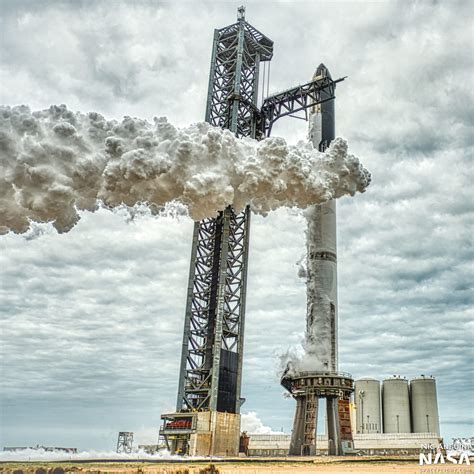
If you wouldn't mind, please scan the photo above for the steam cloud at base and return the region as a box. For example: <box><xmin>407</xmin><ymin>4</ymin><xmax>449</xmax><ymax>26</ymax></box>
<box><xmin>0</xmin><ymin>448</ymin><xmax>180</xmax><ymax>462</ymax></box>
<box><xmin>0</xmin><ymin>105</ymin><xmax>371</xmax><ymax>235</ymax></box>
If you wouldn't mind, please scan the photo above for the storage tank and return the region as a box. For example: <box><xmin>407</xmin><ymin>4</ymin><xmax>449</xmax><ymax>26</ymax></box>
<box><xmin>410</xmin><ymin>375</ymin><xmax>440</xmax><ymax>434</ymax></box>
<box><xmin>354</xmin><ymin>378</ymin><xmax>382</xmax><ymax>433</ymax></box>
<box><xmin>382</xmin><ymin>376</ymin><xmax>411</xmax><ymax>433</ymax></box>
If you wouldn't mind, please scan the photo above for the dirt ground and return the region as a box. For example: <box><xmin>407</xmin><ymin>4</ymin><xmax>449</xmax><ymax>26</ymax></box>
<box><xmin>1</xmin><ymin>457</ymin><xmax>473</xmax><ymax>474</ymax></box>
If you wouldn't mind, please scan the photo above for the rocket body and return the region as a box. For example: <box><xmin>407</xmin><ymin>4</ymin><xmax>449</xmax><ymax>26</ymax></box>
<box><xmin>287</xmin><ymin>63</ymin><xmax>346</xmax><ymax>457</ymax></box>
<box><xmin>305</xmin><ymin>64</ymin><xmax>338</xmax><ymax>373</ymax></box>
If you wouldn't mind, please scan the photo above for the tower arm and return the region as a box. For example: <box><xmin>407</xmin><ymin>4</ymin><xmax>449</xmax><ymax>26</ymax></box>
<box><xmin>257</xmin><ymin>75</ymin><xmax>346</xmax><ymax>137</ymax></box>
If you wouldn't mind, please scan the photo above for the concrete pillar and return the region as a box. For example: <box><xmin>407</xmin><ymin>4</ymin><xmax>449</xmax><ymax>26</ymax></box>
<box><xmin>289</xmin><ymin>396</ymin><xmax>305</xmax><ymax>455</ymax></box>
<box><xmin>327</xmin><ymin>397</ymin><xmax>342</xmax><ymax>455</ymax></box>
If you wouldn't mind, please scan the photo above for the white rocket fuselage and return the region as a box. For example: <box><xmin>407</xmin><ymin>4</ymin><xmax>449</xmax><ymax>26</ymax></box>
<box><xmin>287</xmin><ymin>64</ymin><xmax>345</xmax><ymax>458</ymax></box>
<box><xmin>305</xmin><ymin>104</ymin><xmax>338</xmax><ymax>373</ymax></box>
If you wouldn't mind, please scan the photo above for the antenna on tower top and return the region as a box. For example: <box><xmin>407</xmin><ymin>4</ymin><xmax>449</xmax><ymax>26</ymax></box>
<box><xmin>237</xmin><ymin>5</ymin><xmax>245</xmax><ymax>20</ymax></box>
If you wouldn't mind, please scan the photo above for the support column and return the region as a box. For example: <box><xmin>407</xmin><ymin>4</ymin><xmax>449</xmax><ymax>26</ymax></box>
<box><xmin>327</xmin><ymin>397</ymin><xmax>342</xmax><ymax>455</ymax></box>
<box><xmin>289</xmin><ymin>397</ymin><xmax>305</xmax><ymax>455</ymax></box>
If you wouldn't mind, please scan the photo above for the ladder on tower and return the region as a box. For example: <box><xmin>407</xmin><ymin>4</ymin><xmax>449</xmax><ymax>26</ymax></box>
<box><xmin>302</xmin><ymin>391</ymin><xmax>317</xmax><ymax>455</ymax></box>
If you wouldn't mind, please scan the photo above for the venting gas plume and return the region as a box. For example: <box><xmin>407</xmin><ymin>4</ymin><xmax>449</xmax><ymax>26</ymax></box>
<box><xmin>0</xmin><ymin>105</ymin><xmax>371</xmax><ymax>234</ymax></box>
<box><xmin>0</xmin><ymin>448</ymin><xmax>178</xmax><ymax>462</ymax></box>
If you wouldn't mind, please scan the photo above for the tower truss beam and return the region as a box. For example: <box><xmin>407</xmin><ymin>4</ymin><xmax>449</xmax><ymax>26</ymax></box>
<box><xmin>258</xmin><ymin>75</ymin><xmax>345</xmax><ymax>137</ymax></box>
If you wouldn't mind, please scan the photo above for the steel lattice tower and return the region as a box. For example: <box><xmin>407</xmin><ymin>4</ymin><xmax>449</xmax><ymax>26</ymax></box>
<box><xmin>176</xmin><ymin>7</ymin><xmax>273</xmax><ymax>415</ymax></box>
<box><xmin>116</xmin><ymin>432</ymin><xmax>134</xmax><ymax>454</ymax></box>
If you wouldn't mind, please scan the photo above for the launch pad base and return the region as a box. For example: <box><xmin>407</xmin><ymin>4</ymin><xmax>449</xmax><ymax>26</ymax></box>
<box><xmin>159</xmin><ymin>411</ymin><xmax>240</xmax><ymax>456</ymax></box>
<box><xmin>281</xmin><ymin>371</ymin><xmax>354</xmax><ymax>398</ymax></box>
<box><xmin>281</xmin><ymin>371</ymin><xmax>354</xmax><ymax>456</ymax></box>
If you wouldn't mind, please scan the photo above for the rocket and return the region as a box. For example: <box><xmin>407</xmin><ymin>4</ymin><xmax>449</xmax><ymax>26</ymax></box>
<box><xmin>307</xmin><ymin>63</ymin><xmax>342</xmax><ymax>455</ymax></box>
<box><xmin>305</xmin><ymin>63</ymin><xmax>338</xmax><ymax>373</ymax></box>
<box><xmin>284</xmin><ymin>63</ymin><xmax>350</xmax><ymax>457</ymax></box>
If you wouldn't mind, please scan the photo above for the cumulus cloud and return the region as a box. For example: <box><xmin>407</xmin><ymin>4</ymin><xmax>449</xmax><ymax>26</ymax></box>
<box><xmin>241</xmin><ymin>412</ymin><xmax>283</xmax><ymax>435</ymax></box>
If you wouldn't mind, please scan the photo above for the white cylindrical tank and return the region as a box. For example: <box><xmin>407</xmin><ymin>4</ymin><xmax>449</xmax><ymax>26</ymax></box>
<box><xmin>410</xmin><ymin>375</ymin><xmax>440</xmax><ymax>434</ymax></box>
<box><xmin>354</xmin><ymin>378</ymin><xmax>382</xmax><ymax>433</ymax></box>
<box><xmin>382</xmin><ymin>376</ymin><xmax>411</xmax><ymax>433</ymax></box>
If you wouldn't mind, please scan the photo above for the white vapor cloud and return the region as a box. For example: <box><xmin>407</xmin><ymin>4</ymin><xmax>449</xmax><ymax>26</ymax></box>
<box><xmin>0</xmin><ymin>104</ymin><xmax>369</xmax><ymax>233</ymax></box>
<box><xmin>0</xmin><ymin>448</ymin><xmax>178</xmax><ymax>462</ymax></box>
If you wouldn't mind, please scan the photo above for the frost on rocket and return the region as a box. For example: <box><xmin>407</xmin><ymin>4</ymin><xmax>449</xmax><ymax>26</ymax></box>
<box><xmin>0</xmin><ymin>105</ymin><xmax>371</xmax><ymax>234</ymax></box>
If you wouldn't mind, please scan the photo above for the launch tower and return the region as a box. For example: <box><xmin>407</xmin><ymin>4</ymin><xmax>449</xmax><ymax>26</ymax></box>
<box><xmin>160</xmin><ymin>8</ymin><xmax>273</xmax><ymax>456</ymax></box>
<box><xmin>161</xmin><ymin>8</ymin><xmax>345</xmax><ymax>456</ymax></box>
<box><xmin>116</xmin><ymin>432</ymin><xmax>134</xmax><ymax>454</ymax></box>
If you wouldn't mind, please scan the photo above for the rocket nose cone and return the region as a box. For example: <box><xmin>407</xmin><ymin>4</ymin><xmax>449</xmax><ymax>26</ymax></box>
<box><xmin>314</xmin><ymin>63</ymin><xmax>332</xmax><ymax>80</ymax></box>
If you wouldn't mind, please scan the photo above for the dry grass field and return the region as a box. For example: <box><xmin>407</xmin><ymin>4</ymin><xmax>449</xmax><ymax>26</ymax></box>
<box><xmin>0</xmin><ymin>456</ymin><xmax>473</xmax><ymax>474</ymax></box>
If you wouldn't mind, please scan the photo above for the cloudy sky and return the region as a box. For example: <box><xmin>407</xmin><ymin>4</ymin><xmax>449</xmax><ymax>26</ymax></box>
<box><xmin>0</xmin><ymin>0</ymin><xmax>472</xmax><ymax>450</ymax></box>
